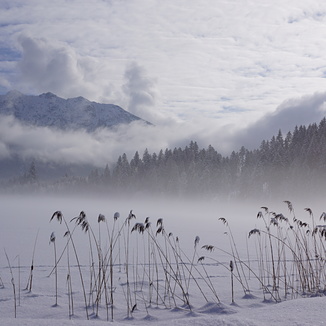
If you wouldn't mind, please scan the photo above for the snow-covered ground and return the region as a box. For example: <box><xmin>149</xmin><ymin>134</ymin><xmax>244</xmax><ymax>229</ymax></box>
<box><xmin>1</xmin><ymin>194</ymin><xmax>326</xmax><ymax>325</ymax></box>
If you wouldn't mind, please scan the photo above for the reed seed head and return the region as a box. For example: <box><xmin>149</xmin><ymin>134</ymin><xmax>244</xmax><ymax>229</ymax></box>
<box><xmin>218</xmin><ymin>217</ymin><xmax>228</xmax><ymax>226</ymax></box>
<box><xmin>283</xmin><ymin>201</ymin><xmax>293</xmax><ymax>213</ymax></box>
<box><xmin>270</xmin><ymin>217</ymin><xmax>278</xmax><ymax>226</ymax></box>
<box><xmin>71</xmin><ymin>211</ymin><xmax>89</xmax><ymax>232</ymax></box>
<box><xmin>131</xmin><ymin>222</ymin><xmax>145</xmax><ymax>234</ymax></box>
<box><xmin>126</xmin><ymin>210</ymin><xmax>136</xmax><ymax>225</ymax></box>
<box><xmin>320</xmin><ymin>228</ymin><xmax>326</xmax><ymax>239</ymax></box>
<box><xmin>81</xmin><ymin>220</ymin><xmax>89</xmax><ymax>232</ymax></box>
<box><xmin>128</xmin><ymin>210</ymin><xmax>136</xmax><ymax>220</ymax></box>
<box><xmin>304</xmin><ymin>207</ymin><xmax>313</xmax><ymax>216</ymax></box>
<box><xmin>297</xmin><ymin>220</ymin><xmax>308</xmax><ymax>228</ymax></box>
<box><xmin>260</xmin><ymin>206</ymin><xmax>268</xmax><ymax>213</ymax></box>
<box><xmin>202</xmin><ymin>244</ymin><xmax>214</xmax><ymax>252</ymax></box>
<box><xmin>194</xmin><ymin>236</ymin><xmax>200</xmax><ymax>248</ymax></box>
<box><xmin>274</xmin><ymin>213</ymin><xmax>288</xmax><ymax>222</ymax></box>
<box><xmin>248</xmin><ymin>228</ymin><xmax>260</xmax><ymax>237</ymax></box>
<box><xmin>156</xmin><ymin>225</ymin><xmax>164</xmax><ymax>236</ymax></box>
<box><xmin>257</xmin><ymin>211</ymin><xmax>263</xmax><ymax>219</ymax></box>
<box><xmin>229</xmin><ymin>260</ymin><xmax>234</xmax><ymax>272</ymax></box>
<box><xmin>98</xmin><ymin>214</ymin><xmax>105</xmax><ymax>223</ymax></box>
<box><xmin>50</xmin><ymin>211</ymin><xmax>63</xmax><ymax>224</ymax></box>
<box><xmin>198</xmin><ymin>256</ymin><xmax>205</xmax><ymax>263</ymax></box>
<box><xmin>50</xmin><ymin>232</ymin><xmax>56</xmax><ymax>243</ymax></box>
<box><xmin>71</xmin><ymin>211</ymin><xmax>87</xmax><ymax>225</ymax></box>
<box><xmin>320</xmin><ymin>212</ymin><xmax>326</xmax><ymax>221</ymax></box>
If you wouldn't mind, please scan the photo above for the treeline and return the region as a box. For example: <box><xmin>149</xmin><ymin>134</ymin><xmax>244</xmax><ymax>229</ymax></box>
<box><xmin>4</xmin><ymin>118</ymin><xmax>326</xmax><ymax>200</ymax></box>
<box><xmin>86</xmin><ymin>117</ymin><xmax>326</xmax><ymax>199</ymax></box>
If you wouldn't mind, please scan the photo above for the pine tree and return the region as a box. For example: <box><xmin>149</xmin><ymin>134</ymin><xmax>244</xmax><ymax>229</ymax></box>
<box><xmin>24</xmin><ymin>161</ymin><xmax>38</xmax><ymax>184</ymax></box>
<box><xmin>103</xmin><ymin>164</ymin><xmax>111</xmax><ymax>185</ymax></box>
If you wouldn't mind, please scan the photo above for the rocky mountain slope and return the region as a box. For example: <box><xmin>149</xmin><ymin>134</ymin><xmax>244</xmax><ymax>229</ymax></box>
<box><xmin>0</xmin><ymin>90</ymin><xmax>149</xmax><ymax>131</ymax></box>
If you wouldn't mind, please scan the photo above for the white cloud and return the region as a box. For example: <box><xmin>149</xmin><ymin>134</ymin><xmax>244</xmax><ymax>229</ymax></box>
<box><xmin>16</xmin><ymin>35</ymin><xmax>114</xmax><ymax>102</ymax></box>
<box><xmin>122</xmin><ymin>62</ymin><xmax>174</xmax><ymax>125</ymax></box>
<box><xmin>0</xmin><ymin>115</ymin><xmax>178</xmax><ymax>166</ymax></box>
<box><xmin>230</xmin><ymin>91</ymin><xmax>326</xmax><ymax>150</ymax></box>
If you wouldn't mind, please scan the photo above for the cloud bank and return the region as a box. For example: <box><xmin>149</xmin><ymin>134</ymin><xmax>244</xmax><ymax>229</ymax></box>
<box><xmin>1</xmin><ymin>90</ymin><xmax>326</xmax><ymax>168</ymax></box>
<box><xmin>234</xmin><ymin>91</ymin><xmax>326</xmax><ymax>149</ymax></box>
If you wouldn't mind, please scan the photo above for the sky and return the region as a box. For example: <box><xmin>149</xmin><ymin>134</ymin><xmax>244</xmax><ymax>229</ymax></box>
<box><xmin>1</xmin><ymin>0</ymin><xmax>326</xmax><ymax>163</ymax></box>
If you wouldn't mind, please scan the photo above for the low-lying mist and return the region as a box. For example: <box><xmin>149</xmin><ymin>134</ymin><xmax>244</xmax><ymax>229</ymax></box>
<box><xmin>1</xmin><ymin>192</ymin><xmax>325</xmax><ymax>269</ymax></box>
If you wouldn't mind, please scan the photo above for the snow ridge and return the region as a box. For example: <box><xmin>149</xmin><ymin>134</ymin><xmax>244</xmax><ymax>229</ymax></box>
<box><xmin>0</xmin><ymin>90</ymin><xmax>149</xmax><ymax>131</ymax></box>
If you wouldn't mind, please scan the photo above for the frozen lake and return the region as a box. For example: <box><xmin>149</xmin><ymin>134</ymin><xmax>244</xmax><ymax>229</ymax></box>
<box><xmin>1</xmin><ymin>193</ymin><xmax>326</xmax><ymax>325</ymax></box>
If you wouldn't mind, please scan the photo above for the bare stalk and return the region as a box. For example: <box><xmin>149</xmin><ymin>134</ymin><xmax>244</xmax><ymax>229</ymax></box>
<box><xmin>4</xmin><ymin>249</ymin><xmax>17</xmax><ymax>318</ymax></box>
<box><xmin>49</xmin><ymin>232</ymin><xmax>58</xmax><ymax>306</ymax></box>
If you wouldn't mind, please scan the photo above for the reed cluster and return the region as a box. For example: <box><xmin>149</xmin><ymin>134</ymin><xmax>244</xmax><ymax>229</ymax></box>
<box><xmin>47</xmin><ymin>210</ymin><xmax>222</xmax><ymax>320</ymax></box>
<box><xmin>2</xmin><ymin>201</ymin><xmax>326</xmax><ymax>320</ymax></box>
<box><xmin>247</xmin><ymin>201</ymin><xmax>326</xmax><ymax>300</ymax></box>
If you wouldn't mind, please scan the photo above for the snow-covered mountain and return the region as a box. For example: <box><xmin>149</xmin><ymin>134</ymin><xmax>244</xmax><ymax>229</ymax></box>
<box><xmin>0</xmin><ymin>90</ymin><xmax>149</xmax><ymax>131</ymax></box>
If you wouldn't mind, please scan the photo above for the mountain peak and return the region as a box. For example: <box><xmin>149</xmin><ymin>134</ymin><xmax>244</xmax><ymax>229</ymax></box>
<box><xmin>67</xmin><ymin>95</ymin><xmax>90</xmax><ymax>105</ymax></box>
<box><xmin>39</xmin><ymin>92</ymin><xmax>58</xmax><ymax>99</ymax></box>
<box><xmin>5</xmin><ymin>89</ymin><xmax>23</xmax><ymax>99</ymax></box>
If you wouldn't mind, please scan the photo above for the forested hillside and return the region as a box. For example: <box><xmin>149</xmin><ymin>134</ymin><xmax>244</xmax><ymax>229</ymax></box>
<box><xmin>103</xmin><ymin>118</ymin><xmax>326</xmax><ymax>200</ymax></box>
<box><xmin>3</xmin><ymin>118</ymin><xmax>326</xmax><ymax>200</ymax></box>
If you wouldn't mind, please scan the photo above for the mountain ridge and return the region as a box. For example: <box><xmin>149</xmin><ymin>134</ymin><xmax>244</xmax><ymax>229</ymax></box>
<box><xmin>0</xmin><ymin>90</ymin><xmax>150</xmax><ymax>131</ymax></box>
